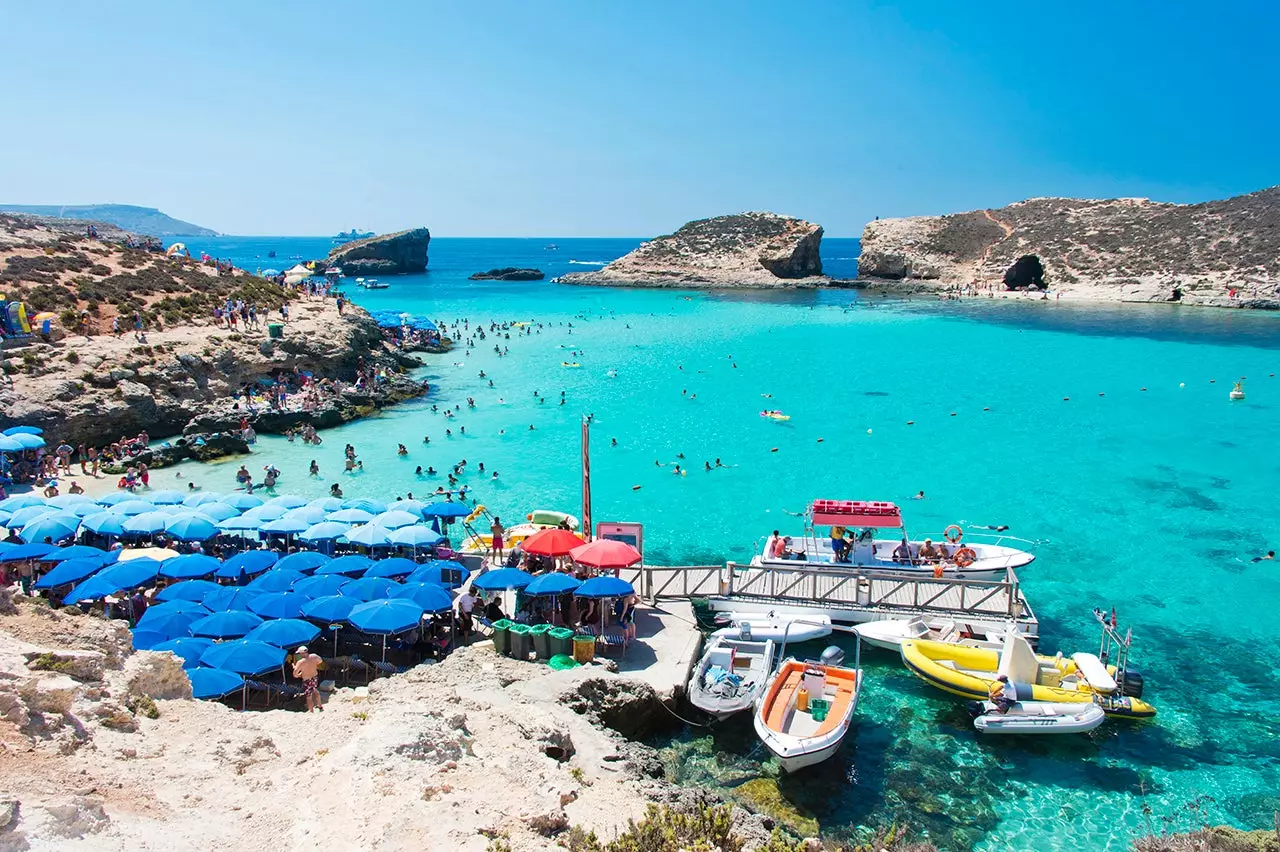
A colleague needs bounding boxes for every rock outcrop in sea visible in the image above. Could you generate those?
[468,267,545,281]
[559,212,826,288]
[327,227,431,275]
[857,185,1280,307]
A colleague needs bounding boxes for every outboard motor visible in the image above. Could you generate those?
[737,621,753,642]
[819,646,845,668]
[1120,669,1145,698]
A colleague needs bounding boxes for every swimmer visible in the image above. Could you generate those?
[492,471,499,479]
[529,424,535,430]
[705,461,712,471]
[673,465,682,475]
[423,436,430,444]
[1251,551,1276,563]
[415,466,423,475]
[715,458,724,468]
[611,438,617,447]
[398,444,408,456]
[427,466,437,475]
[911,491,925,500]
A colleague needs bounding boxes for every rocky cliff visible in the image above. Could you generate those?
[857,186,1280,307]
[327,227,430,275]
[469,267,545,281]
[559,212,826,288]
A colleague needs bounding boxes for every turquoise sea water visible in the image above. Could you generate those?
[160,236,1280,850]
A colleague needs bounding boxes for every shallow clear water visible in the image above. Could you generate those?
[160,235,1280,850]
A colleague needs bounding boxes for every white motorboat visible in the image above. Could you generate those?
[712,612,831,643]
[753,499,1035,580]
[687,632,775,720]
[971,700,1106,735]
[855,617,1009,652]
[754,644,861,772]
[359,278,389,289]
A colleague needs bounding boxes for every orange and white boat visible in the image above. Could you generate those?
[753,646,862,773]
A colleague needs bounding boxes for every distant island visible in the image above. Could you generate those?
[469,267,544,281]
[856,185,1280,308]
[558,212,827,288]
[0,204,216,237]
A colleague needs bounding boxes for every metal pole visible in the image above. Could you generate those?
[581,416,592,540]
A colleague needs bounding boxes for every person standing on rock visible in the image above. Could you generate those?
[291,646,324,712]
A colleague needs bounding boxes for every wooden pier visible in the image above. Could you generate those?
[620,562,1039,643]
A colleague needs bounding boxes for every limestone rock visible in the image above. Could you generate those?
[468,267,545,281]
[558,676,665,738]
[123,650,193,701]
[28,796,109,839]
[19,675,79,716]
[327,227,430,275]
[559,212,826,288]
[24,649,105,682]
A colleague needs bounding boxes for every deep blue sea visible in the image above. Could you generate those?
[160,235,1280,851]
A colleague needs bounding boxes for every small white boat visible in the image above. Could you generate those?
[972,700,1106,735]
[360,278,389,289]
[712,612,831,643]
[687,633,776,720]
[1230,381,1246,400]
[855,617,1007,652]
[754,647,861,772]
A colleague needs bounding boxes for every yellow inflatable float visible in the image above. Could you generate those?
[900,633,1155,718]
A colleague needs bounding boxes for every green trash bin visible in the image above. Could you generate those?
[529,624,552,659]
[548,627,574,659]
[572,633,596,664]
[491,619,513,655]
[508,624,533,661]
[268,322,284,339]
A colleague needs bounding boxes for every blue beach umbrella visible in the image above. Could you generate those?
[142,599,211,618]
[423,502,471,519]
[326,508,374,524]
[0,494,46,511]
[2,425,43,435]
[95,493,137,507]
[63,503,104,518]
[187,503,240,523]
[18,516,79,544]
[63,559,161,603]
[200,638,285,675]
[221,551,279,577]
[241,504,287,522]
[472,567,534,591]
[524,573,582,597]
[159,554,221,580]
[7,505,57,528]
[275,552,331,574]
[45,494,97,510]
[182,492,226,508]
[362,557,420,579]
[156,579,223,603]
[341,498,387,514]
[165,516,219,542]
[81,512,125,536]
[42,545,110,563]
[0,542,59,561]
[218,515,263,532]
[390,581,453,613]
[133,609,203,639]
[261,517,310,535]
[0,436,25,454]
[219,494,264,511]
[265,495,308,509]
[388,526,444,548]
[9,433,45,449]
[248,591,310,618]
[188,667,245,700]
[148,490,188,505]
[130,630,168,651]
[34,557,107,589]
[282,506,329,525]
[369,510,420,529]
[300,595,358,622]
[122,511,171,536]
[190,610,265,639]
[389,499,430,517]
[108,500,158,516]
[339,577,401,601]
[343,524,391,547]
[201,587,263,612]
[306,497,344,512]
[292,573,348,599]
[245,618,320,649]
[246,568,305,593]
[313,554,372,576]
[0,510,13,527]
[299,521,350,542]
[348,599,425,635]
[575,576,636,599]
[407,560,469,589]
[151,637,215,669]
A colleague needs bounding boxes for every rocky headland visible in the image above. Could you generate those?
[0,214,427,447]
[0,205,216,238]
[327,227,431,275]
[559,212,827,288]
[469,267,545,281]
[857,186,1280,308]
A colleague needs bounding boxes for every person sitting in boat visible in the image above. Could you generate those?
[989,674,1016,713]
[830,525,850,562]
[935,541,952,561]
[773,536,800,560]
[892,537,913,563]
[918,538,939,562]
[858,528,874,543]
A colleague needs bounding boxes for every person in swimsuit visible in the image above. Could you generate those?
[292,646,324,712]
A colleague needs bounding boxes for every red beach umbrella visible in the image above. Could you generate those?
[522,528,586,557]
[569,539,642,570]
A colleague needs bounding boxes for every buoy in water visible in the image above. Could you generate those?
[907,421,914,426]
[816,438,824,443]
[1063,397,1070,401]
[866,429,873,435]
[1141,388,1147,391]
[632,485,642,490]
[950,412,957,416]
[1179,383,1185,388]
[983,407,990,411]
[770,447,779,453]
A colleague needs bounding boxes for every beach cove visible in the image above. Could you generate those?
[116,235,1280,851]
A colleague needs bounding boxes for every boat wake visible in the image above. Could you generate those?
[568,260,607,265]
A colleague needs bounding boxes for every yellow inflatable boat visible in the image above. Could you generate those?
[900,633,1155,719]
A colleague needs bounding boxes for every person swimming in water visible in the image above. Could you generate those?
[911,491,925,500]
[398,444,408,456]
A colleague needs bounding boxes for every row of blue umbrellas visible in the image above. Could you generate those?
[472,567,635,600]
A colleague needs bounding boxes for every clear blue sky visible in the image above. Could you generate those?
[3,1,1276,236]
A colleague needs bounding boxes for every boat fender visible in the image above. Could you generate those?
[932,563,944,578]
[954,546,977,567]
[943,524,964,544]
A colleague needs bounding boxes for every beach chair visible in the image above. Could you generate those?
[347,656,372,684]
[473,617,495,638]
[596,628,629,659]
[369,659,406,677]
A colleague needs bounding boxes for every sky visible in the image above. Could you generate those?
[3,1,1277,237]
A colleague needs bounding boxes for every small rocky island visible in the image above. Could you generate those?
[558,212,827,288]
[857,185,1280,307]
[469,267,545,281]
[327,226,431,275]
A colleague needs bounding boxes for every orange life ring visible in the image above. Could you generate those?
[943,524,964,544]
[954,546,977,567]
[932,563,945,579]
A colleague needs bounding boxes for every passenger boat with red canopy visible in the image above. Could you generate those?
[751,499,1035,580]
